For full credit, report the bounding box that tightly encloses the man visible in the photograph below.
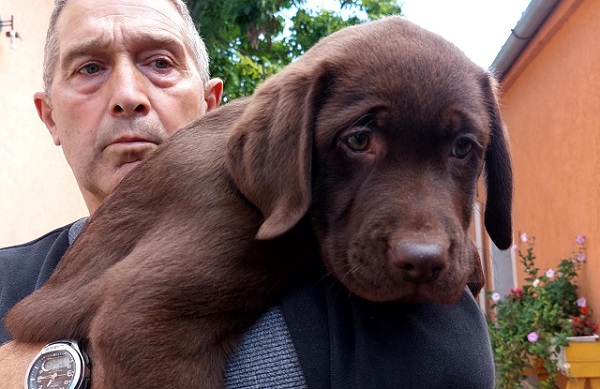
[0,0,496,387]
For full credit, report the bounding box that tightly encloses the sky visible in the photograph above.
[305,0,533,69]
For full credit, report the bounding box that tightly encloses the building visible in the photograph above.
[0,1,87,247]
[489,0,599,321]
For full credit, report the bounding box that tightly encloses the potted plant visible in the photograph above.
[487,234,597,389]
[568,299,599,341]
[557,297,600,383]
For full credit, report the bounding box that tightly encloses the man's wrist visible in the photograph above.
[0,341,45,389]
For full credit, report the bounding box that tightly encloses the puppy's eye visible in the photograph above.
[344,132,370,152]
[451,137,473,159]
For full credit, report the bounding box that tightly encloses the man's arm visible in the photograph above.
[0,341,42,389]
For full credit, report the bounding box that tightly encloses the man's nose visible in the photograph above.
[107,62,151,117]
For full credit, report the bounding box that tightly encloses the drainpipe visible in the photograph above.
[490,0,561,79]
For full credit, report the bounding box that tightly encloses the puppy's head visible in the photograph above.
[227,16,512,304]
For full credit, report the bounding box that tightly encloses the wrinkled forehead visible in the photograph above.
[56,0,188,59]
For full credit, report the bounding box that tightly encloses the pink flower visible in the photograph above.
[491,292,501,303]
[576,235,585,245]
[520,232,529,243]
[527,331,539,342]
[576,297,587,307]
[545,269,555,279]
[577,253,586,262]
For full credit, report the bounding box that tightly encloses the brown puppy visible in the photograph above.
[7,16,512,388]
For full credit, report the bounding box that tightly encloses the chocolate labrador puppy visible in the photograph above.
[7,16,512,388]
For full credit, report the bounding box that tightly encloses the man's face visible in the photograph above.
[35,0,222,213]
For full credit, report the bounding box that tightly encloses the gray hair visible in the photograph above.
[43,0,210,94]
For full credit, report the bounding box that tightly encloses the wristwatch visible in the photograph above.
[25,340,91,389]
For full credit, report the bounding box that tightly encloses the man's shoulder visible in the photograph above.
[0,222,77,293]
[280,279,495,389]
[1,223,73,249]
[0,223,77,290]
[0,223,74,260]
[0,222,79,342]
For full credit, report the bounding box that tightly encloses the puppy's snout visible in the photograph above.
[391,242,449,284]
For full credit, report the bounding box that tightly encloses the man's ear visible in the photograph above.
[204,78,223,112]
[34,92,60,146]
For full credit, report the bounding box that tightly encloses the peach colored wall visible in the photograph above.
[0,1,88,247]
[500,0,600,318]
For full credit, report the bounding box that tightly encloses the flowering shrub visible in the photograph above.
[487,235,594,389]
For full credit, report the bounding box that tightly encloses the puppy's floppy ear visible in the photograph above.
[481,74,513,250]
[226,63,331,240]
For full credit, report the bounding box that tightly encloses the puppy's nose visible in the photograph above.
[391,242,449,284]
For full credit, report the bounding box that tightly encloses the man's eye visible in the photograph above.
[153,59,171,69]
[80,63,101,75]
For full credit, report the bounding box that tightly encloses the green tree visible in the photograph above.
[185,0,402,101]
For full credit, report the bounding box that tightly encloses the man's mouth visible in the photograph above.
[110,134,154,145]
[105,141,158,165]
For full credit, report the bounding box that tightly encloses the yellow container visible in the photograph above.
[558,339,600,388]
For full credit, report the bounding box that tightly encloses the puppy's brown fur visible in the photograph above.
[7,17,512,388]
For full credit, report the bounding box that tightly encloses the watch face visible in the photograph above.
[26,343,84,389]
